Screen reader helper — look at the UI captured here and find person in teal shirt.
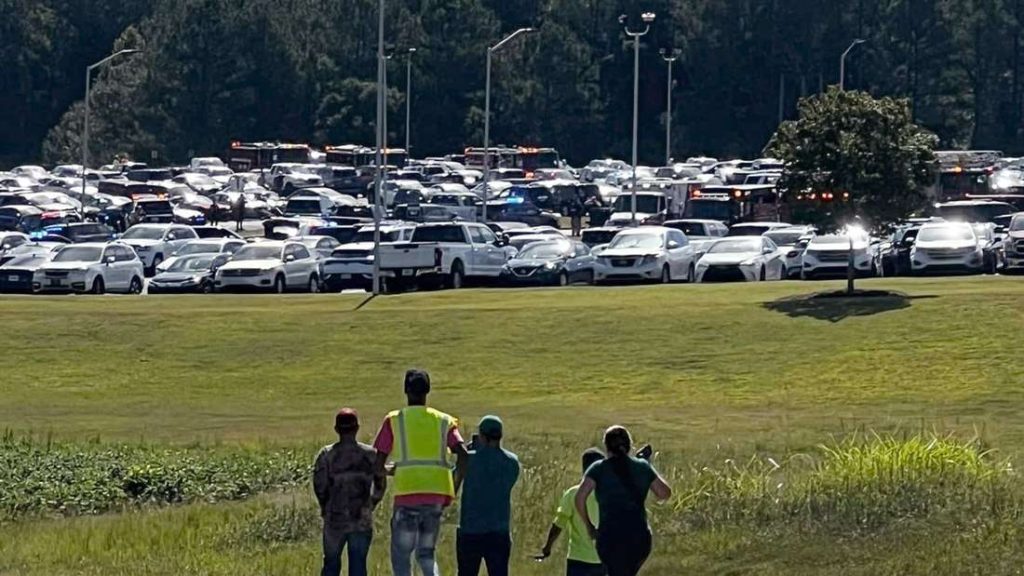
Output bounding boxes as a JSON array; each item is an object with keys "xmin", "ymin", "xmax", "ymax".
[
  {"xmin": 537, "ymin": 448, "xmax": 607, "ymax": 576},
  {"xmin": 576, "ymin": 426, "xmax": 672, "ymax": 576},
  {"xmin": 457, "ymin": 415, "xmax": 520, "ymax": 576}
]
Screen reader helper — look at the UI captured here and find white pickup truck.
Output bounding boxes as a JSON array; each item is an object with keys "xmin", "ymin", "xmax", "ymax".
[
  {"xmin": 321, "ymin": 223, "xmax": 417, "ymax": 291},
  {"xmin": 377, "ymin": 222, "xmax": 510, "ymax": 290}
]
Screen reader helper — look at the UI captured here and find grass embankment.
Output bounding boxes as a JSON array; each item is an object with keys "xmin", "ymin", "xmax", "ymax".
[{"xmin": 2, "ymin": 277, "xmax": 1024, "ymax": 574}]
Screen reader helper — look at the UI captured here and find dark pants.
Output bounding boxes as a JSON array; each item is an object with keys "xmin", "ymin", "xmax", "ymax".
[
  {"xmin": 567, "ymin": 559, "xmax": 607, "ymax": 576},
  {"xmin": 596, "ymin": 526, "xmax": 651, "ymax": 576},
  {"xmin": 456, "ymin": 530, "xmax": 511, "ymax": 576},
  {"xmin": 321, "ymin": 526, "xmax": 372, "ymax": 576},
  {"xmin": 571, "ymin": 215, "xmax": 583, "ymax": 237}
]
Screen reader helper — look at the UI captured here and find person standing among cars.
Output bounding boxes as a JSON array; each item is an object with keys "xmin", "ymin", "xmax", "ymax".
[
  {"xmin": 575, "ymin": 426, "xmax": 672, "ymax": 576},
  {"xmin": 537, "ymin": 448, "xmax": 606, "ymax": 576},
  {"xmin": 374, "ymin": 369, "xmax": 469, "ymax": 576},
  {"xmin": 456, "ymin": 415, "xmax": 520, "ymax": 576},
  {"xmin": 313, "ymin": 408, "xmax": 386, "ymax": 576},
  {"xmin": 233, "ymin": 194, "xmax": 246, "ymax": 232},
  {"xmin": 568, "ymin": 192, "xmax": 585, "ymax": 238}
]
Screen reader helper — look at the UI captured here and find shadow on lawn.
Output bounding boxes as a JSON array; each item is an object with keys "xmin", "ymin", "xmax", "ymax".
[{"xmin": 763, "ymin": 290, "xmax": 938, "ymax": 323}]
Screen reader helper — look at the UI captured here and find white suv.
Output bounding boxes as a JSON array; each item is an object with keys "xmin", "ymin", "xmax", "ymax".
[
  {"xmin": 34, "ymin": 243, "xmax": 144, "ymax": 294},
  {"xmin": 215, "ymin": 241, "xmax": 321, "ymax": 293},
  {"xmin": 593, "ymin": 227, "xmax": 696, "ymax": 283},
  {"xmin": 801, "ymin": 232, "xmax": 874, "ymax": 279},
  {"xmin": 910, "ymin": 222, "xmax": 984, "ymax": 275},
  {"xmin": 120, "ymin": 224, "xmax": 199, "ymax": 275}
]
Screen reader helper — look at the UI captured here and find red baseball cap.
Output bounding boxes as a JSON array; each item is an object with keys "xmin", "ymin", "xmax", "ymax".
[{"xmin": 335, "ymin": 408, "xmax": 359, "ymax": 431}]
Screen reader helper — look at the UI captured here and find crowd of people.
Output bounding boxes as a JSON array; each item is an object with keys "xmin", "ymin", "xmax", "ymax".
[{"xmin": 313, "ymin": 369, "xmax": 672, "ymax": 576}]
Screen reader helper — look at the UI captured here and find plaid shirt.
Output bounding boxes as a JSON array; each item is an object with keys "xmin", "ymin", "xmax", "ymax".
[{"xmin": 313, "ymin": 440, "xmax": 381, "ymax": 533}]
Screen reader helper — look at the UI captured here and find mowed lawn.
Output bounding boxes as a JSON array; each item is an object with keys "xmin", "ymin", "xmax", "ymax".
[{"xmin": 3, "ymin": 277, "xmax": 1024, "ymax": 575}]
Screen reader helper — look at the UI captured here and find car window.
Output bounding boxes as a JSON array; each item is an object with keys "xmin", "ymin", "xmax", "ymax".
[
  {"xmin": 667, "ymin": 229, "xmax": 688, "ymax": 247},
  {"xmin": 477, "ymin": 226, "xmax": 497, "ymax": 244},
  {"xmin": 225, "ymin": 241, "xmax": 244, "ymax": 253},
  {"xmin": 116, "ymin": 246, "xmax": 136, "ymax": 261},
  {"xmin": 763, "ymin": 238, "xmax": 778, "ymax": 252},
  {"xmin": 468, "ymin": 227, "xmax": 488, "ymax": 244},
  {"xmin": 319, "ymin": 238, "xmax": 338, "ymax": 251},
  {"xmin": 293, "ymin": 245, "xmax": 311, "ymax": 260},
  {"xmin": 573, "ymin": 242, "xmax": 590, "ymax": 256},
  {"xmin": 100, "ymin": 247, "xmax": 116, "ymax": 262}
]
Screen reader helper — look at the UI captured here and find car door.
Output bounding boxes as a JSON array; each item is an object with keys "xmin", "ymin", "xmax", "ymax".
[
  {"xmin": 466, "ymin": 226, "xmax": 491, "ymax": 275},
  {"xmin": 568, "ymin": 241, "xmax": 595, "ymax": 282},
  {"xmin": 282, "ymin": 244, "xmax": 303, "ymax": 285},
  {"xmin": 665, "ymin": 229, "xmax": 693, "ymax": 279},
  {"xmin": 475, "ymin": 225, "xmax": 507, "ymax": 273},
  {"xmin": 115, "ymin": 245, "xmax": 140, "ymax": 288},
  {"xmin": 762, "ymin": 238, "xmax": 784, "ymax": 279},
  {"xmin": 100, "ymin": 246, "xmax": 127, "ymax": 290}
]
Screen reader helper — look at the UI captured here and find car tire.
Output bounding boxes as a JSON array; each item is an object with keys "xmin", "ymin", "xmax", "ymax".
[
  {"xmin": 558, "ymin": 271, "xmax": 569, "ymax": 287},
  {"xmin": 128, "ymin": 277, "xmax": 143, "ymax": 295},
  {"xmin": 200, "ymin": 281, "xmax": 213, "ymax": 294},
  {"xmin": 449, "ymin": 261, "xmax": 464, "ymax": 290},
  {"xmin": 308, "ymin": 275, "xmax": 320, "ymax": 293},
  {"xmin": 585, "ymin": 270, "xmax": 596, "ymax": 285},
  {"xmin": 660, "ymin": 265, "xmax": 671, "ymax": 284},
  {"xmin": 273, "ymin": 274, "xmax": 286, "ymax": 294},
  {"xmin": 91, "ymin": 277, "xmax": 105, "ymax": 295}
]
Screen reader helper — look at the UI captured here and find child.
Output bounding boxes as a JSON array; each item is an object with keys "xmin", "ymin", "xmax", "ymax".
[{"xmin": 537, "ymin": 448, "xmax": 606, "ymax": 576}]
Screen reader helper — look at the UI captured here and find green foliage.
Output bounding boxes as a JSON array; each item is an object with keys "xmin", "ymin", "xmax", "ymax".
[
  {"xmin": 766, "ymin": 88, "xmax": 938, "ymax": 232},
  {"xmin": 0, "ymin": 435, "xmax": 307, "ymax": 521}
]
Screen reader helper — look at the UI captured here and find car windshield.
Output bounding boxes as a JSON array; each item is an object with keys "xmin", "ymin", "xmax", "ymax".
[
  {"xmin": 122, "ymin": 227, "xmax": 165, "ymax": 240},
  {"xmin": 608, "ymin": 233, "xmax": 663, "ymax": 250},
  {"xmin": 168, "ymin": 255, "xmax": 216, "ymax": 272},
  {"xmin": 813, "ymin": 235, "xmax": 865, "ymax": 245},
  {"xmin": 1011, "ymin": 217, "xmax": 1024, "ymax": 231},
  {"xmin": 138, "ymin": 202, "xmax": 172, "ymax": 213},
  {"xmin": 3, "ymin": 255, "xmax": 46, "ymax": 267},
  {"xmin": 666, "ymin": 222, "xmax": 707, "ymax": 236},
  {"xmin": 708, "ymin": 238, "xmax": 761, "ymax": 254},
  {"xmin": 612, "ymin": 195, "xmax": 662, "ymax": 214},
  {"xmin": 765, "ymin": 231, "xmax": 805, "ymax": 246},
  {"xmin": 518, "ymin": 243, "xmax": 569, "ymax": 259},
  {"xmin": 918, "ymin": 226, "xmax": 975, "ymax": 242},
  {"xmin": 176, "ymin": 242, "xmax": 221, "ymax": 256},
  {"xmin": 232, "ymin": 245, "xmax": 282, "ymax": 260},
  {"xmin": 728, "ymin": 226, "xmax": 771, "ymax": 237},
  {"xmin": 349, "ymin": 230, "xmax": 401, "ymax": 243},
  {"xmin": 52, "ymin": 246, "xmax": 102, "ymax": 262}
]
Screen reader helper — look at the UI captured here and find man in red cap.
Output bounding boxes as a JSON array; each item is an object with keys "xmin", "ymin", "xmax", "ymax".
[{"xmin": 314, "ymin": 408, "xmax": 386, "ymax": 576}]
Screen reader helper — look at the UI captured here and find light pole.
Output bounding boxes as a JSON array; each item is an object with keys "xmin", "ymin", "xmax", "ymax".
[
  {"xmin": 483, "ymin": 27, "xmax": 534, "ymax": 224},
  {"xmin": 81, "ymin": 48, "xmax": 141, "ymax": 198},
  {"xmin": 660, "ymin": 48, "xmax": 679, "ymax": 166},
  {"xmin": 839, "ymin": 39, "xmax": 866, "ymax": 91},
  {"xmin": 372, "ymin": 0, "xmax": 385, "ymax": 295},
  {"xmin": 622, "ymin": 12, "xmax": 656, "ymax": 226},
  {"xmin": 405, "ymin": 48, "xmax": 416, "ymax": 154}
]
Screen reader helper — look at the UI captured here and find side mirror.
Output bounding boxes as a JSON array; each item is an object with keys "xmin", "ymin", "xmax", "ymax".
[
  {"xmin": 667, "ymin": 240, "xmax": 680, "ymax": 249},
  {"xmin": 995, "ymin": 226, "xmax": 1007, "ymax": 234},
  {"xmin": 285, "ymin": 254, "xmax": 296, "ymax": 262},
  {"xmin": 763, "ymin": 247, "xmax": 774, "ymax": 255},
  {"xmin": 105, "ymin": 255, "xmax": 116, "ymax": 264},
  {"xmin": 494, "ymin": 238, "xmax": 508, "ymax": 247}
]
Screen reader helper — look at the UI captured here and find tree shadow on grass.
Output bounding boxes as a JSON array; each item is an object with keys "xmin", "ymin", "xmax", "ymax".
[{"xmin": 763, "ymin": 290, "xmax": 938, "ymax": 323}]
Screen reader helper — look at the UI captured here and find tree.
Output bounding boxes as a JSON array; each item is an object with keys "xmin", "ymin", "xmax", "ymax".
[{"xmin": 764, "ymin": 87, "xmax": 937, "ymax": 293}]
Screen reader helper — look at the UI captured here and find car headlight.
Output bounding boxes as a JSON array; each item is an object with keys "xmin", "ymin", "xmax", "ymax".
[
  {"xmin": 135, "ymin": 246, "xmax": 150, "ymax": 252},
  {"xmin": 543, "ymin": 261, "xmax": 558, "ymax": 270},
  {"xmin": 739, "ymin": 259, "xmax": 758, "ymax": 267}
]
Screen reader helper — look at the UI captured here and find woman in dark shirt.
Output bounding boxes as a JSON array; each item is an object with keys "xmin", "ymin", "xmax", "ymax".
[{"xmin": 574, "ymin": 426, "xmax": 672, "ymax": 576}]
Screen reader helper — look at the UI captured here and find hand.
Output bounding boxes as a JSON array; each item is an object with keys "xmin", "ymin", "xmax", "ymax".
[
  {"xmin": 534, "ymin": 545, "xmax": 552, "ymax": 561},
  {"xmin": 586, "ymin": 523, "xmax": 598, "ymax": 541}
]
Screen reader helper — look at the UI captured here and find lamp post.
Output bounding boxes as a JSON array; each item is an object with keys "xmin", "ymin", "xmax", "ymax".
[
  {"xmin": 405, "ymin": 48, "xmax": 416, "ymax": 154},
  {"xmin": 622, "ymin": 12, "xmax": 656, "ymax": 226},
  {"xmin": 81, "ymin": 48, "xmax": 141, "ymax": 198},
  {"xmin": 839, "ymin": 39, "xmax": 866, "ymax": 91},
  {"xmin": 372, "ymin": 0, "xmax": 386, "ymax": 295},
  {"xmin": 660, "ymin": 48, "xmax": 679, "ymax": 166},
  {"xmin": 482, "ymin": 27, "xmax": 534, "ymax": 224}
]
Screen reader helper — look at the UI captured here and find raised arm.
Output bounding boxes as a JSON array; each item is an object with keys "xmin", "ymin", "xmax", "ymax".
[
  {"xmin": 451, "ymin": 441, "xmax": 469, "ymax": 494},
  {"xmin": 650, "ymin": 467, "xmax": 672, "ymax": 502}
]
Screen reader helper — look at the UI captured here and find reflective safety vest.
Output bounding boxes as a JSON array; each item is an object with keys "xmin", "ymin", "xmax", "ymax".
[{"xmin": 388, "ymin": 406, "xmax": 456, "ymax": 499}]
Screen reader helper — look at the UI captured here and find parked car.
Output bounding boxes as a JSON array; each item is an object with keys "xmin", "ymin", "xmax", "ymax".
[
  {"xmin": 728, "ymin": 221, "xmax": 792, "ymax": 236},
  {"xmin": 801, "ymin": 232, "xmax": 875, "ymax": 279},
  {"xmin": 37, "ymin": 223, "xmax": 116, "ymax": 244},
  {"xmin": 321, "ymin": 224, "xmax": 417, "ymax": 291},
  {"xmin": 192, "ymin": 226, "xmax": 243, "ymax": 240},
  {"xmin": 1002, "ymin": 213, "xmax": 1024, "ymax": 271},
  {"xmin": 694, "ymin": 236, "xmax": 785, "ymax": 282},
  {"xmin": 149, "ymin": 253, "xmax": 230, "ymax": 294},
  {"xmin": 128, "ymin": 198, "xmax": 177, "ymax": 226},
  {"xmin": 33, "ymin": 242, "xmax": 144, "ymax": 294},
  {"xmin": 214, "ymin": 240, "xmax": 322, "ymax": 293},
  {"xmin": 428, "ymin": 191, "xmax": 482, "ymax": 221},
  {"xmin": 971, "ymin": 222, "xmax": 1005, "ymax": 274},
  {"xmin": 0, "ymin": 252, "xmax": 56, "ymax": 293},
  {"xmin": 392, "ymin": 203, "xmax": 461, "ymax": 223},
  {"xmin": 580, "ymin": 227, "xmax": 623, "ymax": 248},
  {"xmin": 592, "ymin": 227, "xmax": 696, "ymax": 284},
  {"xmin": 909, "ymin": 222, "xmax": 984, "ymax": 275},
  {"xmin": 506, "ymin": 232, "xmax": 566, "ymax": 253},
  {"xmin": 156, "ymin": 238, "xmax": 246, "ymax": 273},
  {"xmin": 500, "ymin": 240, "xmax": 596, "ymax": 286},
  {"xmin": 0, "ymin": 241, "xmax": 64, "ymax": 266},
  {"xmin": 0, "ymin": 231, "xmax": 29, "ymax": 254},
  {"xmin": 764, "ymin": 226, "xmax": 815, "ymax": 279},
  {"xmin": 876, "ymin": 226, "xmax": 921, "ymax": 277},
  {"xmin": 119, "ymin": 224, "xmax": 199, "ymax": 275},
  {"xmin": 376, "ymin": 222, "xmax": 510, "ymax": 290}
]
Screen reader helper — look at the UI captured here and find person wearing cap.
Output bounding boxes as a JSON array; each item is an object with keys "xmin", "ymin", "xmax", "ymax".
[
  {"xmin": 536, "ymin": 448, "xmax": 607, "ymax": 576},
  {"xmin": 313, "ymin": 408, "xmax": 386, "ymax": 576},
  {"xmin": 456, "ymin": 415, "xmax": 521, "ymax": 576},
  {"xmin": 374, "ymin": 369, "xmax": 468, "ymax": 576}
]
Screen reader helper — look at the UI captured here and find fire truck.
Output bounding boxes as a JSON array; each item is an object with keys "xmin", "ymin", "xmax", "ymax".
[
  {"xmin": 325, "ymin": 144, "xmax": 408, "ymax": 168},
  {"xmin": 227, "ymin": 142, "xmax": 311, "ymax": 172}
]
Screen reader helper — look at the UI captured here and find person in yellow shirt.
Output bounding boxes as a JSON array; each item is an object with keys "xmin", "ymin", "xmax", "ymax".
[{"xmin": 536, "ymin": 448, "xmax": 606, "ymax": 576}]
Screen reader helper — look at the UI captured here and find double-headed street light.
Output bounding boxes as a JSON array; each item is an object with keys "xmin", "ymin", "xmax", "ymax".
[
  {"xmin": 405, "ymin": 48, "xmax": 416, "ymax": 154},
  {"xmin": 839, "ymin": 39, "xmax": 866, "ymax": 91},
  {"xmin": 621, "ymin": 12, "xmax": 656, "ymax": 226},
  {"xmin": 81, "ymin": 48, "xmax": 141, "ymax": 197},
  {"xmin": 660, "ymin": 48, "xmax": 680, "ymax": 166},
  {"xmin": 482, "ymin": 27, "xmax": 534, "ymax": 224}
]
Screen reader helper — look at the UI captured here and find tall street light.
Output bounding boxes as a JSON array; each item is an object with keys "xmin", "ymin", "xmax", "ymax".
[
  {"xmin": 482, "ymin": 27, "xmax": 534, "ymax": 224},
  {"xmin": 839, "ymin": 39, "xmax": 866, "ymax": 91},
  {"xmin": 405, "ymin": 48, "xmax": 416, "ymax": 154},
  {"xmin": 372, "ymin": 0, "xmax": 386, "ymax": 295},
  {"xmin": 660, "ymin": 48, "xmax": 680, "ymax": 166},
  {"xmin": 81, "ymin": 48, "xmax": 141, "ymax": 198},
  {"xmin": 622, "ymin": 12, "xmax": 656, "ymax": 226}
]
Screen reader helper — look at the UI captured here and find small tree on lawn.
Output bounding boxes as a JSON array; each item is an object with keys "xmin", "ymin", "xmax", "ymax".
[{"xmin": 765, "ymin": 87, "xmax": 937, "ymax": 294}]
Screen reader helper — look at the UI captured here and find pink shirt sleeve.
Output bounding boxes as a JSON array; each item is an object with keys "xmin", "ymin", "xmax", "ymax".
[
  {"xmin": 373, "ymin": 418, "xmax": 393, "ymax": 455},
  {"xmin": 447, "ymin": 423, "xmax": 464, "ymax": 450}
]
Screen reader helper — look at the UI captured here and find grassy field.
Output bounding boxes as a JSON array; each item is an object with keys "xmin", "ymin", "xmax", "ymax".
[{"xmin": 2, "ymin": 277, "xmax": 1024, "ymax": 575}]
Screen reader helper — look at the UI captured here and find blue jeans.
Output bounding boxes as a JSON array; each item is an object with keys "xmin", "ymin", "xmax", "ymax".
[
  {"xmin": 321, "ymin": 526, "xmax": 372, "ymax": 576},
  {"xmin": 390, "ymin": 504, "xmax": 444, "ymax": 576}
]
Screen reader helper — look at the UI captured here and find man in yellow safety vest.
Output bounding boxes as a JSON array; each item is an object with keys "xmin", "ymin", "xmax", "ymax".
[{"xmin": 374, "ymin": 369, "xmax": 468, "ymax": 576}]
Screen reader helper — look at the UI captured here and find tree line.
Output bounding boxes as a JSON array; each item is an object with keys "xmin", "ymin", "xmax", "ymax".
[{"xmin": 3, "ymin": 0, "xmax": 1024, "ymax": 168}]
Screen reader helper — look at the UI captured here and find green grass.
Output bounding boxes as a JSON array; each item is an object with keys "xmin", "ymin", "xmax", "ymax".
[{"xmin": 2, "ymin": 277, "xmax": 1024, "ymax": 574}]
